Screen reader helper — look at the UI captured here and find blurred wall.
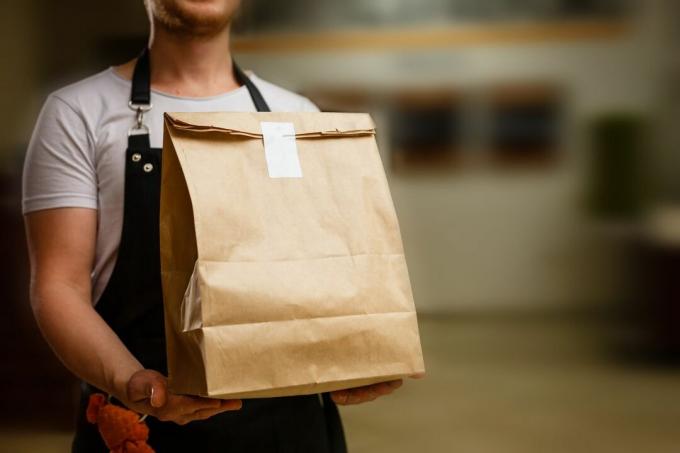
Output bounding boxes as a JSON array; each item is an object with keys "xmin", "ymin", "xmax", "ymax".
[
  {"xmin": 0, "ymin": 1, "xmax": 43, "ymax": 162},
  {"xmin": 236, "ymin": 0, "xmax": 675, "ymax": 312}
]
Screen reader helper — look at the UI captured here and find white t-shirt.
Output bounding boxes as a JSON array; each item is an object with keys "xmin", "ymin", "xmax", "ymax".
[{"xmin": 22, "ymin": 67, "xmax": 320, "ymax": 304}]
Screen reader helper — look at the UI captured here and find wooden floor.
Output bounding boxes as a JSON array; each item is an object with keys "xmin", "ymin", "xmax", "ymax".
[{"xmin": 2, "ymin": 315, "xmax": 679, "ymax": 452}]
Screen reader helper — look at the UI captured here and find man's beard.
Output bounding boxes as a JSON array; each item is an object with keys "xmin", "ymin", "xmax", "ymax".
[{"xmin": 148, "ymin": 0, "xmax": 239, "ymax": 38}]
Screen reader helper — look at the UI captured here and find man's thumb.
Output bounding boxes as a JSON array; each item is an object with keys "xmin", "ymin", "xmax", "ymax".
[
  {"xmin": 127, "ymin": 370, "xmax": 167, "ymax": 408},
  {"xmin": 148, "ymin": 375, "xmax": 167, "ymax": 408}
]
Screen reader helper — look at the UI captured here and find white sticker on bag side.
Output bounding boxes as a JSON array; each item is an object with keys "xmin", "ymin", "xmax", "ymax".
[{"xmin": 260, "ymin": 122, "xmax": 303, "ymax": 178}]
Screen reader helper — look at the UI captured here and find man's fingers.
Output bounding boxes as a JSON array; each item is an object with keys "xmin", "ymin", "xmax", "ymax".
[
  {"xmin": 126, "ymin": 375, "xmax": 147, "ymax": 402},
  {"xmin": 173, "ymin": 416, "xmax": 191, "ymax": 426},
  {"xmin": 219, "ymin": 399, "xmax": 242, "ymax": 411},
  {"xmin": 124, "ymin": 370, "xmax": 243, "ymax": 424},
  {"xmin": 359, "ymin": 387, "xmax": 378, "ymax": 403},
  {"xmin": 372, "ymin": 382, "xmax": 396, "ymax": 396},
  {"xmin": 149, "ymin": 383, "xmax": 166, "ymax": 408},
  {"xmin": 148, "ymin": 376, "xmax": 168, "ymax": 408},
  {"xmin": 386, "ymin": 379, "xmax": 403, "ymax": 389},
  {"xmin": 331, "ymin": 379, "xmax": 404, "ymax": 405},
  {"xmin": 189, "ymin": 407, "xmax": 228, "ymax": 421},
  {"xmin": 344, "ymin": 389, "xmax": 369, "ymax": 405},
  {"xmin": 353, "ymin": 387, "xmax": 378, "ymax": 404},
  {"xmin": 190, "ymin": 398, "xmax": 241, "ymax": 413},
  {"xmin": 331, "ymin": 390, "xmax": 349, "ymax": 405},
  {"xmin": 191, "ymin": 401, "xmax": 241, "ymax": 420},
  {"xmin": 370, "ymin": 380, "xmax": 402, "ymax": 399},
  {"xmin": 333, "ymin": 388, "xmax": 370, "ymax": 405},
  {"xmin": 172, "ymin": 395, "xmax": 224, "ymax": 414},
  {"xmin": 170, "ymin": 400, "xmax": 241, "ymax": 424},
  {"xmin": 127, "ymin": 370, "xmax": 167, "ymax": 407}
]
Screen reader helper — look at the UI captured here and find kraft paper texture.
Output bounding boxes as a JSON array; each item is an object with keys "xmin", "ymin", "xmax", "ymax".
[{"xmin": 160, "ymin": 111, "xmax": 425, "ymax": 399}]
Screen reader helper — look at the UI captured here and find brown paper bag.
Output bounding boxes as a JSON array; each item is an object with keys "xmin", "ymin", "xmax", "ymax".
[{"xmin": 160, "ymin": 111, "xmax": 425, "ymax": 399}]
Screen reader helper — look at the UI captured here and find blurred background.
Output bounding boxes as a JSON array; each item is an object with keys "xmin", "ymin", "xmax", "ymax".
[{"xmin": 1, "ymin": 0, "xmax": 680, "ymax": 451}]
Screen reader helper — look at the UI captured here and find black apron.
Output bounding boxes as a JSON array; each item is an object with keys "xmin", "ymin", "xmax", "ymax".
[{"xmin": 71, "ymin": 48, "xmax": 347, "ymax": 453}]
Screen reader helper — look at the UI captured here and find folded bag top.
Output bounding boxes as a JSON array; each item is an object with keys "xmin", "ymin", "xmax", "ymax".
[
  {"xmin": 160, "ymin": 111, "xmax": 425, "ymax": 399},
  {"xmin": 165, "ymin": 111, "xmax": 376, "ymax": 138}
]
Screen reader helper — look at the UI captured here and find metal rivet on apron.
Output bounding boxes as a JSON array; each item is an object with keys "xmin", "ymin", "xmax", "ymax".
[
  {"xmin": 143, "ymin": 163, "xmax": 154, "ymax": 173},
  {"xmin": 132, "ymin": 153, "xmax": 142, "ymax": 162}
]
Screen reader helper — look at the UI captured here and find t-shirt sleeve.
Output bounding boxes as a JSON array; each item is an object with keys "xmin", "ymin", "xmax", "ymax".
[
  {"xmin": 22, "ymin": 94, "xmax": 98, "ymax": 214},
  {"xmin": 299, "ymin": 97, "xmax": 321, "ymax": 112}
]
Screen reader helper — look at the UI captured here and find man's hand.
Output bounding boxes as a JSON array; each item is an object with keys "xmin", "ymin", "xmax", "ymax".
[
  {"xmin": 330, "ymin": 379, "xmax": 403, "ymax": 405},
  {"xmin": 121, "ymin": 369, "xmax": 242, "ymax": 425}
]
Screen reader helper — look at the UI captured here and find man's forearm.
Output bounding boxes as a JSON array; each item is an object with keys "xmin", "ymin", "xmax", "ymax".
[{"xmin": 30, "ymin": 280, "xmax": 143, "ymax": 401}]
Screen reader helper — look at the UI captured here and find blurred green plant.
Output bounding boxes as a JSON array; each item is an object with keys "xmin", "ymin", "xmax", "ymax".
[{"xmin": 586, "ymin": 113, "xmax": 649, "ymax": 221}]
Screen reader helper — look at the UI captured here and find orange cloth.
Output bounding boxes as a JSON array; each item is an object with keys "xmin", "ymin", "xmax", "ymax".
[{"xmin": 86, "ymin": 393, "xmax": 155, "ymax": 453}]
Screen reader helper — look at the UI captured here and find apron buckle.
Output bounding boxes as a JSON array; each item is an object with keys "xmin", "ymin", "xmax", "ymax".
[{"xmin": 128, "ymin": 100, "xmax": 153, "ymax": 136}]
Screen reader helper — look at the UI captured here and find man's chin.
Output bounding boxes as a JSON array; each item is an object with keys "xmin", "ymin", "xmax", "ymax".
[{"xmin": 151, "ymin": 0, "xmax": 239, "ymax": 37}]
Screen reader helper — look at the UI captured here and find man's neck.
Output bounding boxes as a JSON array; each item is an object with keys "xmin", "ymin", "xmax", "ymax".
[{"xmin": 115, "ymin": 23, "xmax": 241, "ymax": 98}]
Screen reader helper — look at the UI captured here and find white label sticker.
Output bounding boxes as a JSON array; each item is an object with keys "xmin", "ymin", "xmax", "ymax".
[{"xmin": 260, "ymin": 122, "xmax": 303, "ymax": 178}]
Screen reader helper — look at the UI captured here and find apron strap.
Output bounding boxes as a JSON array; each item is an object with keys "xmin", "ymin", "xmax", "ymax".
[
  {"xmin": 233, "ymin": 63, "xmax": 271, "ymax": 112},
  {"xmin": 127, "ymin": 48, "xmax": 153, "ymax": 146},
  {"xmin": 130, "ymin": 48, "xmax": 151, "ymax": 106}
]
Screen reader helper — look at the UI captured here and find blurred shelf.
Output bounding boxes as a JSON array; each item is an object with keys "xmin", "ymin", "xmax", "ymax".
[{"xmin": 233, "ymin": 20, "xmax": 630, "ymax": 53}]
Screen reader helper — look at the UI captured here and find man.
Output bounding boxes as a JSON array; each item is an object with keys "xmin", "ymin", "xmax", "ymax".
[{"xmin": 22, "ymin": 1, "xmax": 403, "ymax": 451}]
